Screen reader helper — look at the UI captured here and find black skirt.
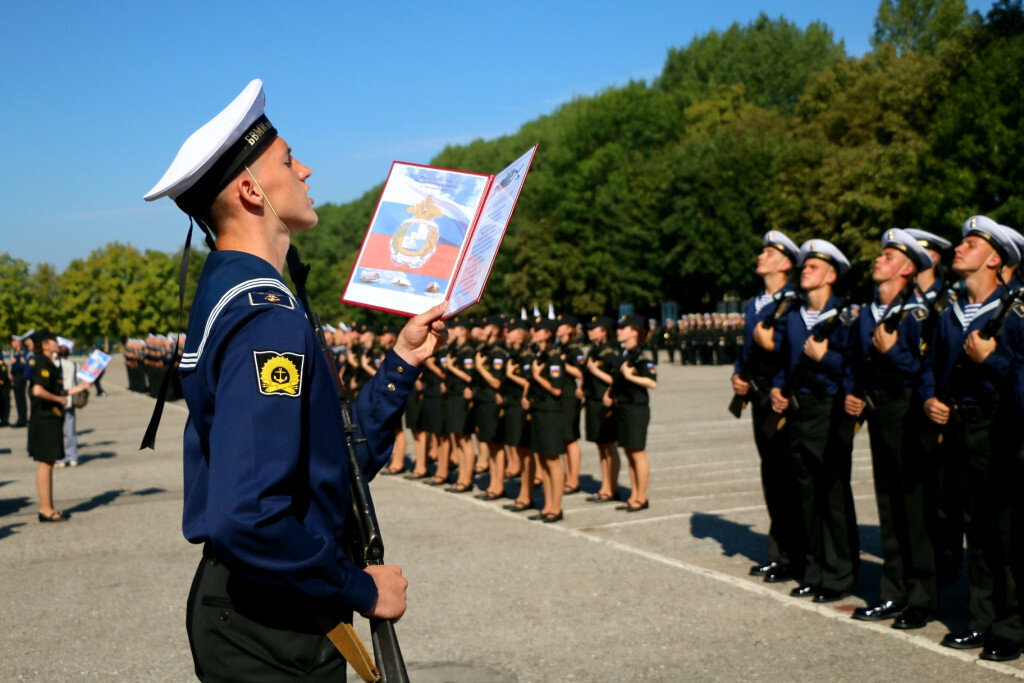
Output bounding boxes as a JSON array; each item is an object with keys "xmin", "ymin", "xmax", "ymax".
[
  {"xmin": 404, "ymin": 391, "xmax": 423, "ymax": 430},
  {"xmin": 28, "ymin": 412, "xmax": 64, "ymax": 462},
  {"xmin": 420, "ymin": 394, "xmax": 446, "ymax": 435},
  {"xmin": 474, "ymin": 400, "xmax": 501, "ymax": 443},
  {"xmin": 530, "ymin": 409, "xmax": 565, "ymax": 457},
  {"xmin": 615, "ymin": 402, "xmax": 650, "ymax": 451},
  {"xmin": 503, "ymin": 401, "xmax": 529, "ymax": 449},
  {"xmin": 445, "ymin": 395, "xmax": 473, "ymax": 436},
  {"xmin": 585, "ymin": 400, "xmax": 618, "ymax": 444}
]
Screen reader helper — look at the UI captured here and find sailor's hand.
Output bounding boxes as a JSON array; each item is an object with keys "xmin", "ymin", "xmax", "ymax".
[
  {"xmin": 393, "ymin": 302, "xmax": 449, "ymax": 366},
  {"xmin": 803, "ymin": 337, "xmax": 828, "ymax": 362},
  {"xmin": 620, "ymin": 362, "xmax": 636, "ymax": 379},
  {"xmin": 872, "ymin": 325, "xmax": 898, "ymax": 354},
  {"xmin": 362, "ymin": 565, "xmax": 408, "ymax": 621},
  {"xmin": 463, "ymin": 387, "xmax": 473, "ymax": 401},
  {"xmin": 964, "ymin": 330, "xmax": 996, "ymax": 364},
  {"xmin": 844, "ymin": 394, "xmax": 865, "ymax": 417},
  {"xmin": 731, "ymin": 374, "xmax": 749, "ymax": 396},
  {"xmin": 770, "ymin": 387, "xmax": 789, "ymax": 414},
  {"xmin": 753, "ymin": 322, "xmax": 774, "ymax": 351},
  {"xmin": 924, "ymin": 397, "xmax": 950, "ymax": 425}
]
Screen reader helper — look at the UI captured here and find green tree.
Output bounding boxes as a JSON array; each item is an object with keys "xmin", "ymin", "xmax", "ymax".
[
  {"xmin": 871, "ymin": 0, "xmax": 972, "ymax": 55},
  {"xmin": 657, "ymin": 13, "xmax": 845, "ymax": 112}
]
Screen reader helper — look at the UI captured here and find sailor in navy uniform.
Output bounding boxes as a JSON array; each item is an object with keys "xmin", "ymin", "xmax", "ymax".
[
  {"xmin": 770, "ymin": 239, "xmax": 858, "ymax": 604},
  {"xmin": 844, "ymin": 230, "xmax": 936, "ymax": 628},
  {"xmin": 922, "ymin": 217, "xmax": 1022, "ymax": 661},
  {"xmin": 736, "ymin": 230, "xmax": 800, "ymax": 583},
  {"xmin": 11, "ymin": 332, "xmax": 33, "ymax": 427},
  {"xmin": 144, "ymin": 79, "xmax": 447, "ymax": 680}
]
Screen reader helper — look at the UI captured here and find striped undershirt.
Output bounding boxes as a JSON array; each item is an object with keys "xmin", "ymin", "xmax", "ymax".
[
  {"xmin": 961, "ymin": 302, "xmax": 982, "ymax": 330},
  {"xmin": 804, "ymin": 310, "xmax": 821, "ymax": 330}
]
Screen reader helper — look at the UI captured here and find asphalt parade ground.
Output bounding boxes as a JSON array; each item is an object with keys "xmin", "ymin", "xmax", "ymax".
[{"xmin": 1, "ymin": 358, "xmax": 1021, "ymax": 681}]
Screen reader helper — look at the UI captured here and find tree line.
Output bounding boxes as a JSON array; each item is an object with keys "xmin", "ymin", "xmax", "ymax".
[{"xmin": 6, "ymin": 0, "xmax": 1023, "ymax": 343}]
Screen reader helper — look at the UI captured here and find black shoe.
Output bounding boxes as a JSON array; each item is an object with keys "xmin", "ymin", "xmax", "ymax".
[
  {"xmin": 38, "ymin": 511, "xmax": 68, "ymax": 523},
  {"xmin": 763, "ymin": 566, "xmax": 793, "ymax": 583},
  {"xmin": 981, "ymin": 637, "xmax": 1023, "ymax": 661},
  {"xmin": 813, "ymin": 588, "xmax": 850, "ymax": 603},
  {"xmin": 790, "ymin": 583, "xmax": 815, "ymax": 598},
  {"xmin": 941, "ymin": 630, "xmax": 986, "ymax": 650},
  {"xmin": 892, "ymin": 606, "xmax": 934, "ymax": 630},
  {"xmin": 852, "ymin": 600, "xmax": 904, "ymax": 621},
  {"xmin": 13, "ymin": 422, "xmax": 26, "ymax": 428},
  {"xmin": 750, "ymin": 562, "xmax": 776, "ymax": 577}
]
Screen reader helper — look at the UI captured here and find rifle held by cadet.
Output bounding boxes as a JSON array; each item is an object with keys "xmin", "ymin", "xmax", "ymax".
[
  {"xmin": 763, "ymin": 299, "xmax": 851, "ymax": 438},
  {"xmin": 728, "ymin": 290, "xmax": 796, "ymax": 418}
]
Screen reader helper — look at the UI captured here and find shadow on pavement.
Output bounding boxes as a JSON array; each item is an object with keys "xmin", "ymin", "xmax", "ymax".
[
  {"xmin": 77, "ymin": 451, "xmax": 117, "ymax": 466},
  {"xmin": 0, "ymin": 522, "xmax": 26, "ymax": 540},
  {"xmin": 0, "ymin": 496, "xmax": 32, "ymax": 519},
  {"xmin": 0, "ymin": 479, "xmax": 15, "ymax": 489},
  {"xmin": 78, "ymin": 440, "xmax": 116, "ymax": 449},
  {"xmin": 76, "ymin": 428, "xmax": 95, "ymax": 436},
  {"xmin": 64, "ymin": 489, "xmax": 125, "ymax": 514}
]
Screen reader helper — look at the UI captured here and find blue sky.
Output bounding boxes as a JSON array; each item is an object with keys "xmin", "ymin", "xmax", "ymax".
[{"xmin": 0, "ymin": 0, "xmax": 993, "ymax": 269}]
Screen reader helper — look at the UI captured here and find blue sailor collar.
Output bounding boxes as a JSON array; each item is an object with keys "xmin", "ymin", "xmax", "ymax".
[{"xmin": 180, "ymin": 251, "xmax": 298, "ymax": 370}]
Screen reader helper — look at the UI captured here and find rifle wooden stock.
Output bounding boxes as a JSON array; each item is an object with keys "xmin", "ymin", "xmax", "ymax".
[{"xmin": 312, "ymin": 313, "xmax": 410, "ymax": 683}]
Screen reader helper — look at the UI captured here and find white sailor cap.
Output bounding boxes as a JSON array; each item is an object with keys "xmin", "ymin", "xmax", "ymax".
[
  {"xmin": 881, "ymin": 228, "xmax": 933, "ymax": 271},
  {"xmin": 962, "ymin": 215, "xmax": 1020, "ymax": 267},
  {"xmin": 799, "ymin": 239, "xmax": 851, "ymax": 275},
  {"xmin": 56, "ymin": 336, "xmax": 75, "ymax": 351},
  {"xmin": 323, "ymin": 323, "xmax": 337, "ymax": 334},
  {"xmin": 999, "ymin": 224, "xmax": 1024, "ymax": 263},
  {"xmin": 763, "ymin": 230, "xmax": 799, "ymax": 263},
  {"xmin": 144, "ymin": 79, "xmax": 278, "ymax": 219},
  {"xmin": 337, "ymin": 322, "xmax": 352, "ymax": 333},
  {"xmin": 904, "ymin": 228, "xmax": 952, "ymax": 253},
  {"xmin": 18, "ymin": 329, "xmax": 35, "ymax": 342}
]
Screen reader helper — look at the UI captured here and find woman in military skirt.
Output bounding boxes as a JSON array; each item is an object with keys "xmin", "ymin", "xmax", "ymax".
[
  {"xmin": 608, "ymin": 315, "xmax": 658, "ymax": 511},
  {"xmin": 503, "ymin": 322, "xmax": 534, "ymax": 509},
  {"xmin": 28, "ymin": 331, "xmax": 88, "ymax": 522},
  {"xmin": 420, "ymin": 347, "xmax": 449, "ymax": 484},
  {"xmin": 527, "ymin": 319, "xmax": 568, "ymax": 522},
  {"xmin": 583, "ymin": 316, "xmax": 622, "ymax": 502}
]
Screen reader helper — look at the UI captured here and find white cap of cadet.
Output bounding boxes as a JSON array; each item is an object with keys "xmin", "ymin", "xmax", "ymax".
[{"xmin": 144, "ymin": 79, "xmax": 276, "ymax": 217}]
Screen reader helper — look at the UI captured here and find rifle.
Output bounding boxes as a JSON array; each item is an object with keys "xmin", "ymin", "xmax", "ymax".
[
  {"xmin": 837, "ymin": 282, "xmax": 918, "ymax": 442},
  {"xmin": 763, "ymin": 298, "xmax": 851, "ymax": 437},
  {"xmin": 928, "ymin": 284, "xmax": 1024, "ymax": 444},
  {"xmin": 727, "ymin": 290, "xmax": 797, "ymax": 418},
  {"xmin": 286, "ymin": 247, "xmax": 409, "ymax": 683}
]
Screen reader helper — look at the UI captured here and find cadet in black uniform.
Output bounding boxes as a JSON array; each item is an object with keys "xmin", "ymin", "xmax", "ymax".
[
  {"xmin": 922, "ymin": 217, "xmax": 1022, "ymax": 661},
  {"xmin": 526, "ymin": 317, "xmax": 567, "ymax": 521},
  {"xmin": 770, "ymin": 240, "xmax": 858, "ymax": 603},
  {"xmin": 0, "ymin": 350, "xmax": 10, "ymax": 426},
  {"xmin": 735, "ymin": 230, "xmax": 799, "ymax": 583},
  {"xmin": 662, "ymin": 319, "xmax": 679, "ymax": 364},
  {"xmin": 421, "ymin": 343, "xmax": 450, "ymax": 484},
  {"xmin": 10, "ymin": 334, "xmax": 30, "ymax": 427},
  {"xmin": 609, "ymin": 315, "xmax": 657, "ymax": 511},
  {"xmin": 445, "ymin": 318, "xmax": 477, "ymax": 493},
  {"xmin": 555, "ymin": 314, "xmax": 585, "ymax": 495},
  {"xmin": 583, "ymin": 316, "xmax": 621, "ymax": 502},
  {"xmin": 29, "ymin": 330, "xmax": 88, "ymax": 522},
  {"xmin": 503, "ymin": 320, "xmax": 534, "ymax": 506},
  {"xmin": 844, "ymin": 230, "xmax": 936, "ymax": 628},
  {"xmin": 473, "ymin": 315, "xmax": 508, "ymax": 499}
]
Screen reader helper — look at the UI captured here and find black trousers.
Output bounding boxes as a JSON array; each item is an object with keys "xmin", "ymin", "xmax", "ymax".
[
  {"xmin": 865, "ymin": 389, "xmax": 938, "ymax": 610},
  {"xmin": 750, "ymin": 390, "xmax": 799, "ymax": 567},
  {"xmin": 12, "ymin": 375, "xmax": 27, "ymax": 425},
  {"xmin": 187, "ymin": 549, "xmax": 347, "ymax": 682},
  {"xmin": 0, "ymin": 383, "xmax": 9, "ymax": 425},
  {"xmin": 937, "ymin": 405, "xmax": 1020, "ymax": 640},
  {"xmin": 786, "ymin": 394, "xmax": 859, "ymax": 592}
]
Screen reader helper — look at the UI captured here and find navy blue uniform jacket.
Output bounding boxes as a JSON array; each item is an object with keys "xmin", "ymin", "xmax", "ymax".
[
  {"xmin": 847, "ymin": 298, "xmax": 928, "ymax": 391},
  {"xmin": 179, "ymin": 251, "xmax": 419, "ymax": 615},
  {"xmin": 917, "ymin": 287, "xmax": 1010, "ymax": 407},
  {"xmin": 733, "ymin": 283, "xmax": 796, "ymax": 382},
  {"xmin": 772, "ymin": 295, "xmax": 852, "ymax": 398}
]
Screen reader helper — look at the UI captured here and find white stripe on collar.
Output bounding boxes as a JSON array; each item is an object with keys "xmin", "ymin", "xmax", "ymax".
[{"xmin": 179, "ymin": 278, "xmax": 296, "ymax": 370}]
